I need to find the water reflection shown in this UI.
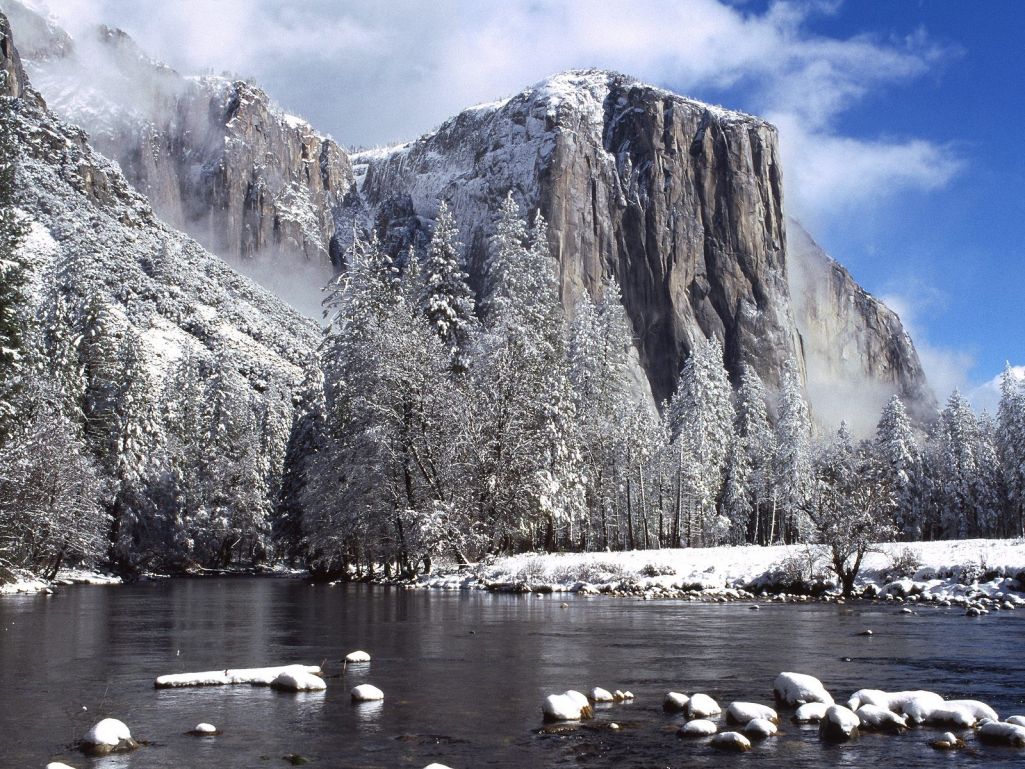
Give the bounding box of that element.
[1,580,1023,769]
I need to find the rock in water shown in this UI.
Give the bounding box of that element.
[678,719,718,737]
[792,702,829,723]
[773,672,833,707]
[929,732,964,750]
[710,731,752,752]
[744,718,778,738]
[590,687,615,703]
[819,705,860,742]
[663,692,690,712]
[856,704,908,733]
[272,670,327,692]
[687,693,721,719]
[978,721,1025,747]
[188,722,221,735]
[351,684,385,702]
[80,719,137,755]
[345,650,371,663]
[727,701,779,724]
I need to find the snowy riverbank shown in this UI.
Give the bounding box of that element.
[418,539,1025,610]
[0,568,122,595]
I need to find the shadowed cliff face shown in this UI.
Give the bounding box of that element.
[354,71,805,403]
[2,1,354,270]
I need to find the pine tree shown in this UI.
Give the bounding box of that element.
[667,337,735,546]
[772,359,813,543]
[420,201,477,370]
[937,390,980,538]
[0,93,30,442]
[875,395,922,538]
[996,364,1025,536]
[734,364,773,544]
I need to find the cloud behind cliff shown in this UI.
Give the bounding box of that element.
[30,0,961,227]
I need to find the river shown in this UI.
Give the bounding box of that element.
[1,578,1023,768]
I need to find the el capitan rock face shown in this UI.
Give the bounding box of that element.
[4,0,933,418]
[353,71,804,403]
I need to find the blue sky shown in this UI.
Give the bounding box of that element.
[36,0,1025,399]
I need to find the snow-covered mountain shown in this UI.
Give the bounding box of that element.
[348,69,931,410]
[1,0,353,271]
[3,1,932,422]
[1,9,320,560]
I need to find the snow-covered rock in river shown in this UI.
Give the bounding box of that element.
[727,701,778,724]
[744,718,778,738]
[271,669,327,692]
[188,723,220,735]
[774,673,833,707]
[856,704,908,733]
[351,684,385,702]
[819,705,860,742]
[1007,715,1025,727]
[978,721,1025,747]
[847,688,942,714]
[678,719,718,737]
[345,650,371,663]
[542,691,592,722]
[663,692,690,712]
[929,731,965,750]
[686,693,721,719]
[154,665,323,688]
[710,731,752,752]
[590,687,614,703]
[80,718,136,755]
[46,764,77,769]
[905,698,996,728]
[792,702,829,723]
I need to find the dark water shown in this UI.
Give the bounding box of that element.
[1,579,1024,769]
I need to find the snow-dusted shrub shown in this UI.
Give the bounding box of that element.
[640,562,676,577]
[765,548,825,593]
[956,560,985,585]
[886,547,922,580]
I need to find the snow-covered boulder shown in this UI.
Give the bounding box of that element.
[678,719,718,737]
[686,693,721,718]
[590,687,614,703]
[663,692,690,712]
[1006,715,1025,727]
[46,764,77,769]
[744,718,778,738]
[944,699,998,722]
[187,722,221,735]
[773,672,833,707]
[154,664,322,688]
[792,702,829,723]
[710,731,751,752]
[819,705,860,742]
[929,731,964,750]
[978,721,1025,747]
[846,688,890,710]
[905,699,992,728]
[271,669,327,692]
[612,689,633,702]
[345,650,371,663]
[351,684,384,702]
[856,704,908,733]
[727,701,778,724]
[80,719,137,755]
[423,764,455,769]
[542,691,592,721]
[899,692,948,723]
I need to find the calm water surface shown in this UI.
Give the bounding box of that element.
[1,578,1024,769]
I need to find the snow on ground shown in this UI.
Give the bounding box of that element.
[1,568,122,595]
[419,539,1025,608]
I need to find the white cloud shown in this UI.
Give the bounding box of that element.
[969,365,1025,414]
[25,0,963,251]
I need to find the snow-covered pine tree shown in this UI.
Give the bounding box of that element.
[667,337,735,546]
[875,395,922,539]
[973,411,1003,538]
[734,364,774,544]
[420,201,477,371]
[772,359,813,543]
[936,390,980,538]
[0,92,29,442]
[996,364,1025,536]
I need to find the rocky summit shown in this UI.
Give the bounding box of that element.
[3,1,931,419]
